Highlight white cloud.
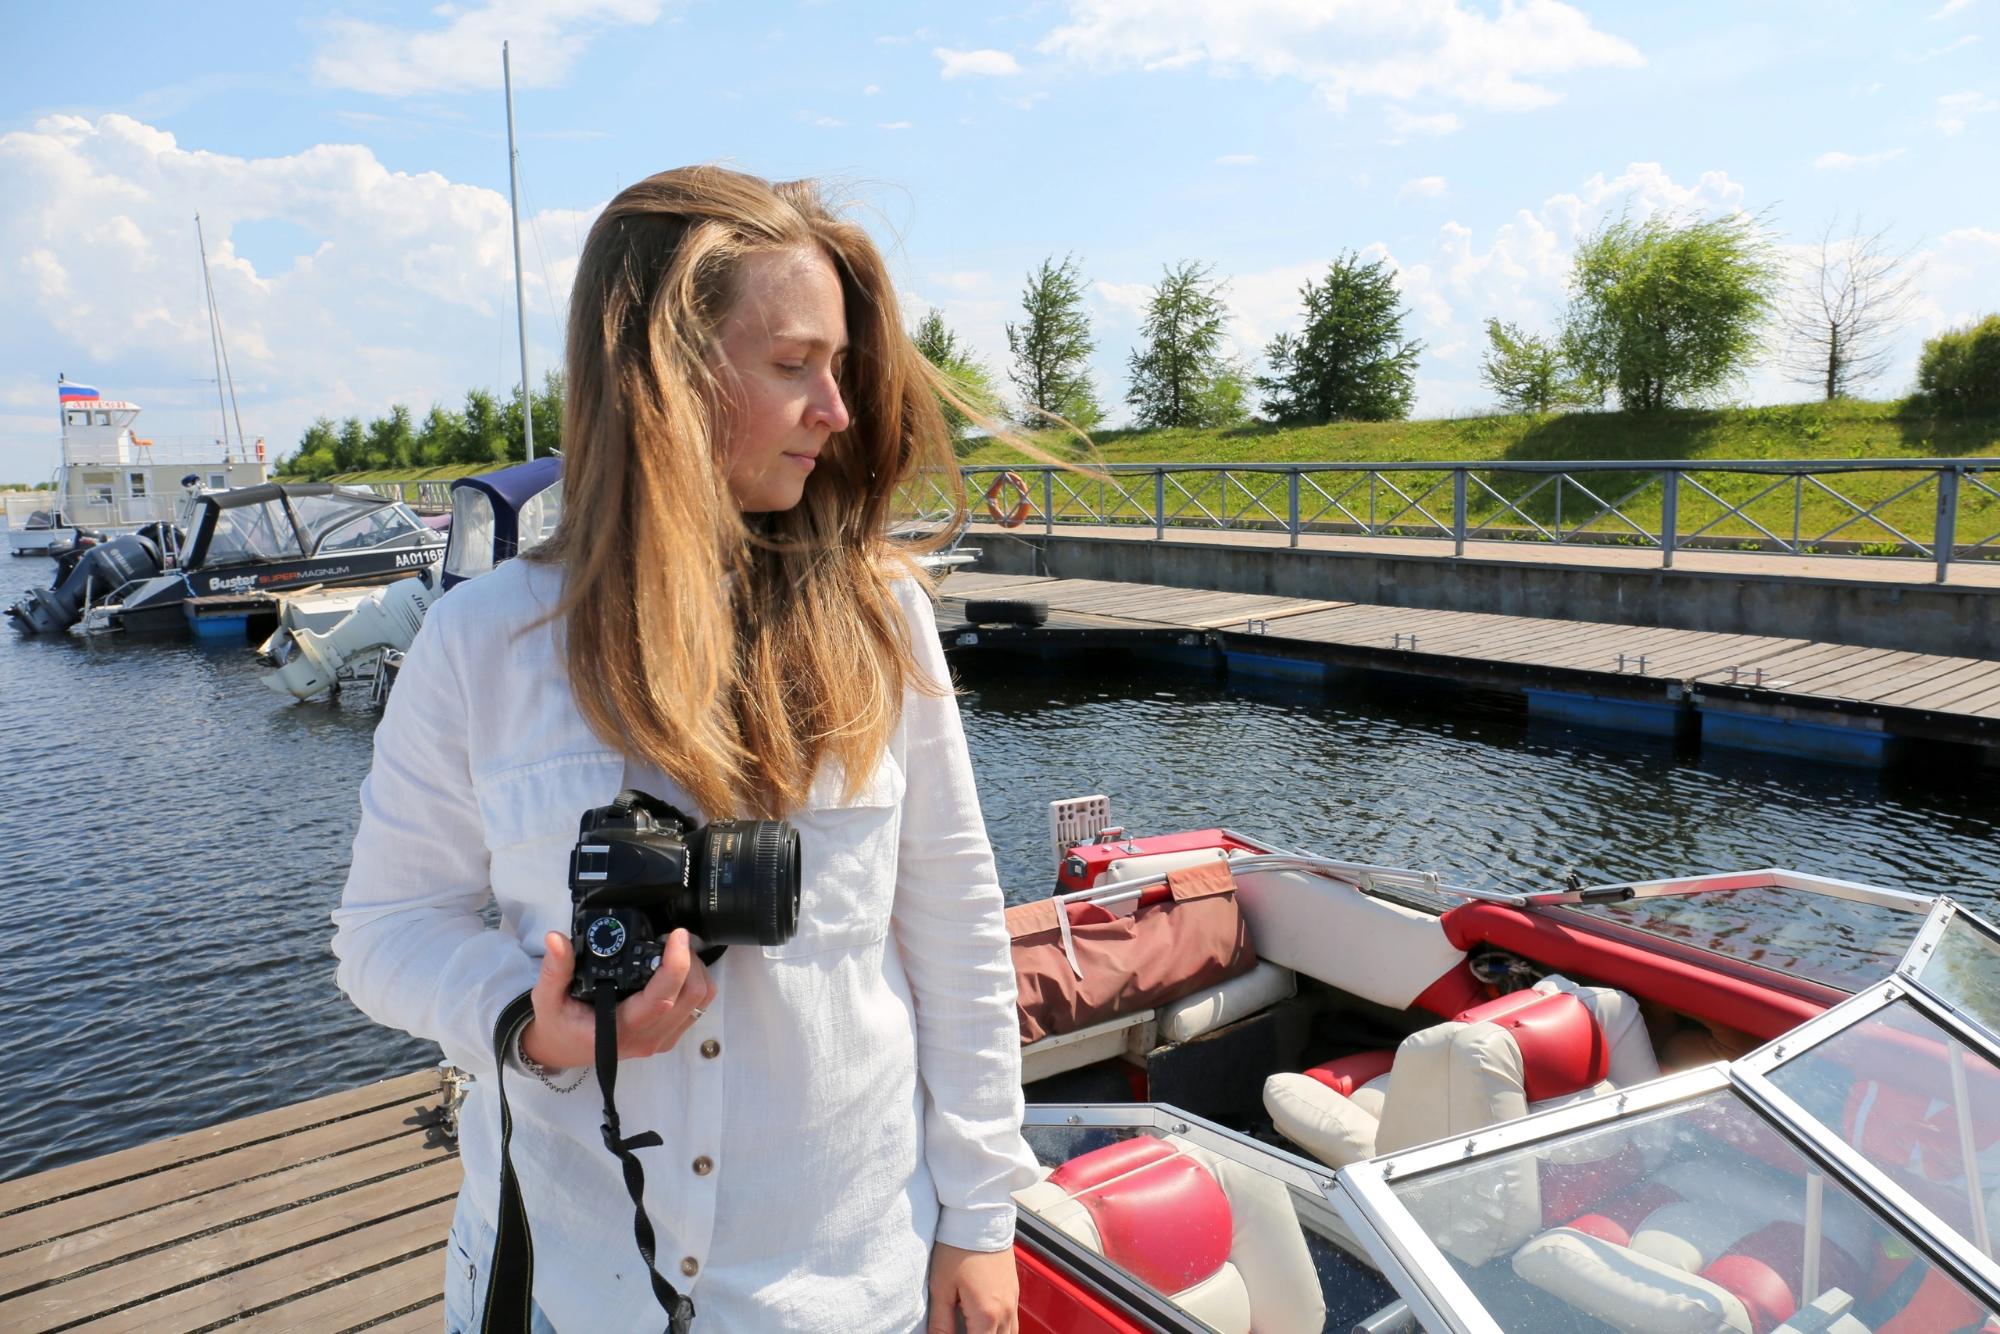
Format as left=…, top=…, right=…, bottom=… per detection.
left=1214, top=153, right=1258, bottom=165
left=876, top=120, right=913, bottom=130
left=1911, top=33, right=1982, bottom=60
left=1092, top=279, right=1153, bottom=323
left=1930, top=0, right=1975, bottom=17
left=0, top=113, right=589, bottom=481
left=313, top=0, right=664, bottom=97
left=863, top=83, right=881, bottom=95
left=1037, top=0, right=1642, bottom=113
left=800, top=112, right=846, bottom=128
left=1398, top=175, right=1449, bottom=201
left=1937, top=90, right=1999, bottom=133
left=934, top=47, right=1022, bottom=78
left=1813, top=147, right=1907, bottom=170
left=1002, top=91, right=1051, bottom=110
left=1386, top=107, right=1463, bottom=139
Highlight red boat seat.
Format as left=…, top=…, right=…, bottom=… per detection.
left=1263, top=975, right=1659, bottom=1169
left=1013, top=1135, right=1327, bottom=1334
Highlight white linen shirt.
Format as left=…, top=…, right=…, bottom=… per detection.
left=331, top=556, right=1039, bottom=1332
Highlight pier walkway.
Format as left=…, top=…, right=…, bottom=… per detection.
left=938, top=570, right=2000, bottom=760
left=0, top=1071, right=456, bottom=1332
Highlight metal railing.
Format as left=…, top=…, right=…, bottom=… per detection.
left=903, top=459, right=2000, bottom=584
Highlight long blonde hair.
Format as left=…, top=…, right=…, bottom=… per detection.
left=528, top=166, right=980, bottom=819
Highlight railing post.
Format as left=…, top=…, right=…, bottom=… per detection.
left=1452, top=468, right=1467, bottom=556
left=1288, top=470, right=1300, bottom=549
left=1042, top=468, right=1054, bottom=536
left=1662, top=468, right=1679, bottom=570
left=1937, top=465, right=1960, bottom=584
left=1154, top=469, right=1165, bottom=541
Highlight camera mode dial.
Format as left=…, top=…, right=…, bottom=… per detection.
left=585, top=915, right=628, bottom=959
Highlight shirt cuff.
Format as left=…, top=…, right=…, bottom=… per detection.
left=936, top=1202, right=1018, bottom=1253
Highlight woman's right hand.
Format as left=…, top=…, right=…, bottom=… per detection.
left=518, top=928, right=716, bottom=1070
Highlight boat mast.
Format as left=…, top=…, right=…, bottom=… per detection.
left=194, top=214, right=246, bottom=459
left=503, top=41, right=534, bottom=462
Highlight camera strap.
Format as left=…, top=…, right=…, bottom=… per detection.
left=478, top=981, right=714, bottom=1334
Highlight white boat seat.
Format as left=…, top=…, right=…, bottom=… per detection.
left=1511, top=1167, right=1882, bottom=1334
left=1263, top=975, right=1660, bottom=1171
left=1154, top=960, right=1297, bottom=1045
left=1014, top=1134, right=1327, bottom=1334
left=1020, top=1009, right=1155, bottom=1085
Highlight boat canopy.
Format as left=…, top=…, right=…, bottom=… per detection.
left=442, top=455, right=562, bottom=589
left=184, top=483, right=431, bottom=568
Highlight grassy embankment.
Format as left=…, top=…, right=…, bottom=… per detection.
left=959, top=400, right=2000, bottom=553
left=321, top=401, right=2000, bottom=552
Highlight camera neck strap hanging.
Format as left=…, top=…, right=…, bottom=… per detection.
left=478, top=953, right=727, bottom=1334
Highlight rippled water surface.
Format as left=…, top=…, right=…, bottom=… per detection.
left=2, top=544, right=1997, bottom=1181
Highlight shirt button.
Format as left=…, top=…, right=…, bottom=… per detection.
left=700, top=1038, right=721, bottom=1059
left=681, top=1256, right=700, bottom=1278
left=692, top=1155, right=713, bottom=1176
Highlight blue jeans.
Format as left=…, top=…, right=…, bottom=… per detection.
left=442, top=1183, right=558, bottom=1333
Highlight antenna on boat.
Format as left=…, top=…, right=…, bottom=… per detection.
left=503, top=41, right=534, bottom=462
left=194, top=213, right=246, bottom=460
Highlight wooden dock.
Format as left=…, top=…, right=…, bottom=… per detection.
left=938, top=571, right=2000, bottom=754
left=0, top=1071, right=458, bottom=1332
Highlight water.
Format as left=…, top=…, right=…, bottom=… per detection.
left=3, top=544, right=1997, bottom=1183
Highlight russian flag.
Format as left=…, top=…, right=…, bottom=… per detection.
left=59, top=382, right=100, bottom=403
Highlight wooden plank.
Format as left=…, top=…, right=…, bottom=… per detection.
left=1795, top=652, right=1968, bottom=700
left=66, top=1197, right=456, bottom=1334
left=0, top=1133, right=447, bottom=1294
left=0, top=1091, right=438, bottom=1252
left=0, top=1159, right=461, bottom=1331
left=1774, top=648, right=1922, bottom=693
left=221, top=1247, right=446, bottom=1333
left=0, top=1074, right=435, bottom=1220
left=1742, top=642, right=1871, bottom=682
left=361, top=1298, right=447, bottom=1334
left=1875, top=661, right=2000, bottom=710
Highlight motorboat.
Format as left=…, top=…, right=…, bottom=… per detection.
left=258, top=456, right=563, bottom=701
left=1001, top=800, right=2000, bottom=1331
left=7, top=482, right=442, bottom=637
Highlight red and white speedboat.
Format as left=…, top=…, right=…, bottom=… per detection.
left=1005, top=797, right=2000, bottom=1332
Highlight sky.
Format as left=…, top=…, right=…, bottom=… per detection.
left=1, top=0, right=1995, bottom=482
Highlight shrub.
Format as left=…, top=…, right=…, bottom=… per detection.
left=1916, top=315, right=2000, bottom=415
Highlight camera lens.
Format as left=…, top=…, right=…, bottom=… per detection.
left=691, top=819, right=801, bottom=947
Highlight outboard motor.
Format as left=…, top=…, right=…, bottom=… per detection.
left=259, top=573, right=440, bottom=699
left=7, top=531, right=165, bottom=636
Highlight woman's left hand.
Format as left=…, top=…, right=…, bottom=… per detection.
left=925, top=1241, right=1019, bottom=1334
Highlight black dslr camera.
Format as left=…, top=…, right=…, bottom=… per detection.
left=567, top=790, right=802, bottom=1000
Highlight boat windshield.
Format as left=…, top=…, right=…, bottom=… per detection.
left=202, top=498, right=301, bottom=565
left=1352, top=1074, right=1993, bottom=1333
left=288, top=491, right=386, bottom=548
left=315, top=501, right=426, bottom=554
left=1017, top=1107, right=1404, bottom=1331
left=1552, top=871, right=1931, bottom=994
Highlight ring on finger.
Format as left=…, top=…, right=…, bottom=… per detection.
left=688, top=1005, right=707, bottom=1022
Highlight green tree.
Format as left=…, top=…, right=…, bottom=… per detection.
left=1257, top=253, right=1422, bottom=423
left=287, top=417, right=340, bottom=477
left=530, top=369, right=564, bottom=457
left=912, top=308, right=999, bottom=456
left=1916, top=314, right=2000, bottom=415
left=1560, top=212, right=1780, bottom=412
left=1126, top=261, right=1247, bottom=429
left=415, top=405, right=462, bottom=467
left=1006, top=253, right=1100, bottom=430
left=459, top=389, right=506, bottom=465
left=332, top=417, right=367, bottom=473
left=1480, top=319, right=1580, bottom=414
left=365, top=404, right=416, bottom=470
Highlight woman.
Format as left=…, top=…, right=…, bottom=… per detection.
left=333, top=166, right=1040, bottom=1332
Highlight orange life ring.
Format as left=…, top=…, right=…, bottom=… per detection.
left=984, top=471, right=1033, bottom=528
